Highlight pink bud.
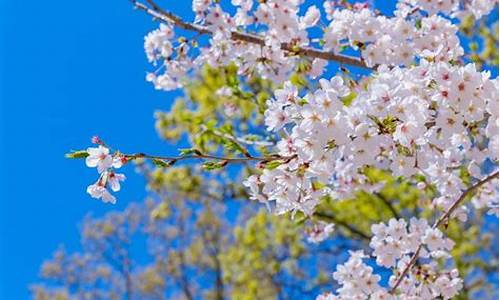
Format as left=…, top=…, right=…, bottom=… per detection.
left=91, top=136, right=103, bottom=145
left=353, top=2, right=369, bottom=10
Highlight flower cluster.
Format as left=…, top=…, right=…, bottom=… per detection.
left=306, top=221, right=335, bottom=244
left=471, top=177, right=499, bottom=216
left=144, top=23, right=192, bottom=90
left=329, top=250, right=384, bottom=299
left=370, top=218, right=454, bottom=267
left=85, top=144, right=126, bottom=204
left=246, top=61, right=499, bottom=219
left=396, top=0, right=498, bottom=19
left=318, top=218, right=462, bottom=299
left=401, top=0, right=459, bottom=15
left=194, top=0, right=321, bottom=83
left=143, top=0, right=497, bottom=91
left=323, top=8, right=462, bottom=67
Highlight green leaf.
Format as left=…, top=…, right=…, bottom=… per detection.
left=222, top=139, right=249, bottom=156
left=226, top=73, right=239, bottom=88
left=65, top=150, right=89, bottom=159
left=206, top=119, right=218, bottom=129
left=290, top=73, right=307, bottom=88
left=264, top=160, right=282, bottom=170
left=415, top=18, right=422, bottom=30
left=381, top=115, right=398, bottom=134
left=341, top=92, right=357, bottom=106
left=152, top=158, right=173, bottom=168
left=396, top=144, right=413, bottom=157
left=297, top=98, right=309, bottom=106
left=339, top=44, right=349, bottom=52
left=296, top=60, right=312, bottom=73
left=202, top=161, right=228, bottom=170
left=179, top=148, right=201, bottom=156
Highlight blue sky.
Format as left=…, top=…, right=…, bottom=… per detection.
left=0, top=0, right=188, bottom=298
left=0, top=0, right=497, bottom=299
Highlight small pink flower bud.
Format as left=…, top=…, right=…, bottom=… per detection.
left=91, top=136, right=103, bottom=145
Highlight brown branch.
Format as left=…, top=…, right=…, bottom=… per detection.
left=125, top=151, right=294, bottom=166
left=314, top=212, right=371, bottom=241
left=390, top=171, right=499, bottom=294
left=374, top=192, right=401, bottom=219
left=130, top=0, right=371, bottom=69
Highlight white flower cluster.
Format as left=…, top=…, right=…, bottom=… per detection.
left=144, top=23, right=192, bottom=90
left=330, top=250, right=385, bottom=299
left=404, top=0, right=459, bottom=15
left=85, top=145, right=126, bottom=204
left=398, top=0, right=498, bottom=19
left=245, top=61, right=498, bottom=218
left=471, top=178, right=499, bottom=216
left=370, top=218, right=454, bottom=267
left=323, top=8, right=462, bottom=67
left=195, top=0, right=321, bottom=83
left=143, top=0, right=497, bottom=91
left=306, top=221, right=335, bottom=244
left=318, top=218, right=463, bottom=300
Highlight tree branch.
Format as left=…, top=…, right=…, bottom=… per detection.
left=314, top=212, right=371, bottom=241
left=125, top=151, right=295, bottom=166
left=200, top=124, right=274, bottom=147
left=374, top=192, right=401, bottom=219
left=390, top=171, right=499, bottom=294
left=130, top=0, right=372, bottom=69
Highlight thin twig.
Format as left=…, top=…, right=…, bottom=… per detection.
left=390, top=171, right=499, bottom=294
left=125, top=151, right=294, bottom=165
left=374, top=192, right=401, bottom=219
left=314, top=212, right=371, bottom=241
left=200, top=125, right=274, bottom=147
left=130, top=0, right=371, bottom=69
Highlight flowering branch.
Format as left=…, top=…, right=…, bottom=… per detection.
left=66, top=137, right=297, bottom=204
left=389, top=170, right=499, bottom=294
left=130, top=0, right=371, bottom=69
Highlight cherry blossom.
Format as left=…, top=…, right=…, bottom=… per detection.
left=87, top=177, right=117, bottom=204
left=84, top=144, right=126, bottom=204
left=69, top=0, right=500, bottom=297
left=471, top=178, right=499, bottom=216
left=85, top=146, right=113, bottom=174
left=306, top=222, right=335, bottom=244
left=321, top=219, right=462, bottom=299
left=246, top=61, right=498, bottom=220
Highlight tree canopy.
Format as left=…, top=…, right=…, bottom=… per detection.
left=33, top=1, right=499, bottom=299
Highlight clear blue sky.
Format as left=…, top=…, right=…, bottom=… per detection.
left=0, top=0, right=497, bottom=299
left=0, top=0, right=187, bottom=298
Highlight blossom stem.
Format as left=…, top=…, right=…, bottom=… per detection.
left=125, top=152, right=294, bottom=165
left=130, top=0, right=372, bottom=69
left=389, top=170, right=499, bottom=294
